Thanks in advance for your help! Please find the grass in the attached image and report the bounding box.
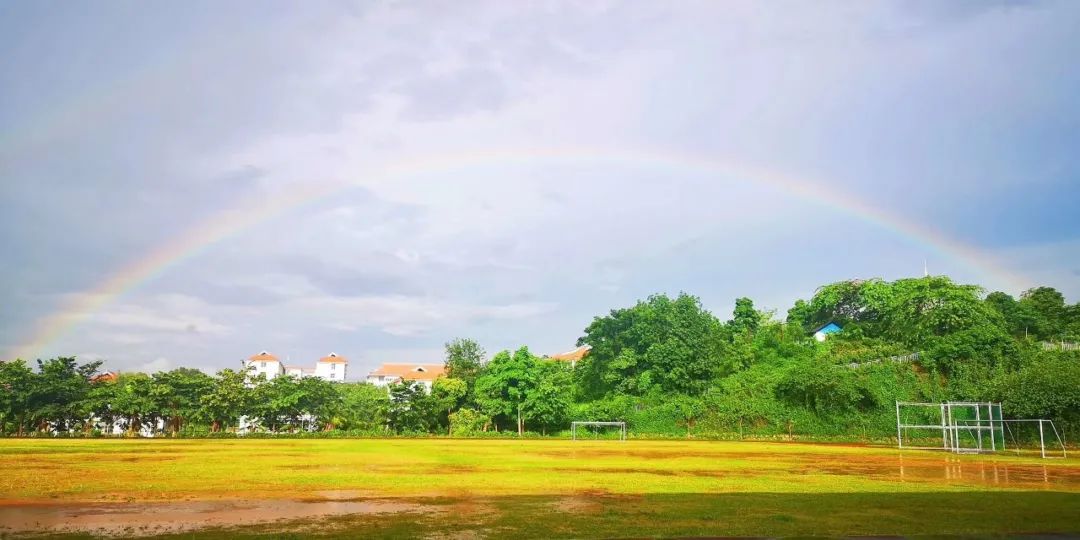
[0,438,1078,538]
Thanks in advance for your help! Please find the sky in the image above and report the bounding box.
[1,0,1078,378]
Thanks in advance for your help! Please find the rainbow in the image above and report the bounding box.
[7,147,1030,361]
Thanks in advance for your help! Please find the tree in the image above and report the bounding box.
[387,380,435,433]
[448,408,488,436]
[1019,287,1068,340]
[775,358,862,414]
[152,368,214,435]
[111,373,159,436]
[32,357,102,433]
[522,361,572,435]
[793,279,888,332]
[444,338,485,384]
[251,375,309,432]
[475,347,538,434]
[431,377,468,433]
[992,355,1080,433]
[297,376,342,431]
[81,376,120,435]
[671,394,703,438]
[575,293,725,399]
[730,297,763,336]
[197,369,249,432]
[337,383,389,432]
[0,360,35,435]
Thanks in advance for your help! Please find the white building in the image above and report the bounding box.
[247,351,348,382]
[284,366,315,378]
[314,352,348,381]
[367,363,444,391]
[246,351,285,380]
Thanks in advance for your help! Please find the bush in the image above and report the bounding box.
[449,408,488,436]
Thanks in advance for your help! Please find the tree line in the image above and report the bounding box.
[1,276,1078,438]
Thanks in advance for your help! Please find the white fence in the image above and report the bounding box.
[847,351,920,369]
[1041,341,1080,352]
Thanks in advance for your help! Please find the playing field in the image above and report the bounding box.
[0,438,1078,538]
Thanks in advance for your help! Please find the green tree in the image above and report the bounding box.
[297,376,342,431]
[152,368,214,435]
[522,361,572,435]
[444,338,485,387]
[1019,287,1068,340]
[337,383,389,432]
[575,293,725,399]
[111,373,159,436]
[730,297,763,336]
[992,354,1080,433]
[31,357,102,433]
[475,347,538,434]
[251,375,309,432]
[448,408,488,436]
[431,377,468,433]
[197,368,249,432]
[387,380,435,433]
[671,394,704,438]
[775,358,862,414]
[0,360,35,435]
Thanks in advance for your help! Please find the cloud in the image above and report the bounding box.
[3,1,1078,370]
[135,357,172,374]
[300,295,557,337]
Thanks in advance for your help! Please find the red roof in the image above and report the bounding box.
[91,372,118,383]
[248,351,279,362]
[368,363,445,382]
[318,352,347,364]
[549,345,590,362]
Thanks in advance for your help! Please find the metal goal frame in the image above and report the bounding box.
[895,401,1066,458]
[571,421,626,441]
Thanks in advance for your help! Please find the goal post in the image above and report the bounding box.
[571,421,626,441]
[896,401,1066,458]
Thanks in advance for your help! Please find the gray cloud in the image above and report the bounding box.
[2,1,1078,371]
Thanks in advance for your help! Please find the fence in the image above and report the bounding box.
[1041,341,1080,352]
[847,351,920,369]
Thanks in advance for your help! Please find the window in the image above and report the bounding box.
[331,363,336,370]
[261,362,266,368]
[329,373,335,379]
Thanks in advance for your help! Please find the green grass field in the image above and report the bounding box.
[1,438,1078,538]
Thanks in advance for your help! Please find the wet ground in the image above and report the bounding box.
[0,440,1077,537]
[0,497,428,536]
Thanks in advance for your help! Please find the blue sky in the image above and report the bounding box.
[1,1,1078,377]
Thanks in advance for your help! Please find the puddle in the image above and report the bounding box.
[0,498,429,535]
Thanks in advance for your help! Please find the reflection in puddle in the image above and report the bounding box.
[809,456,1071,488]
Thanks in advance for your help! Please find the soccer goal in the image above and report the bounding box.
[895,401,1066,458]
[571,421,626,441]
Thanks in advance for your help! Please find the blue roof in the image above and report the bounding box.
[814,322,842,334]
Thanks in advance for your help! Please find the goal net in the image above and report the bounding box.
[896,401,1066,458]
[999,419,1068,459]
[571,421,626,441]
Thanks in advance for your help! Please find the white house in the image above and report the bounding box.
[284,366,315,378]
[314,353,348,382]
[246,351,285,380]
[367,363,445,391]
[248,351,348,382]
